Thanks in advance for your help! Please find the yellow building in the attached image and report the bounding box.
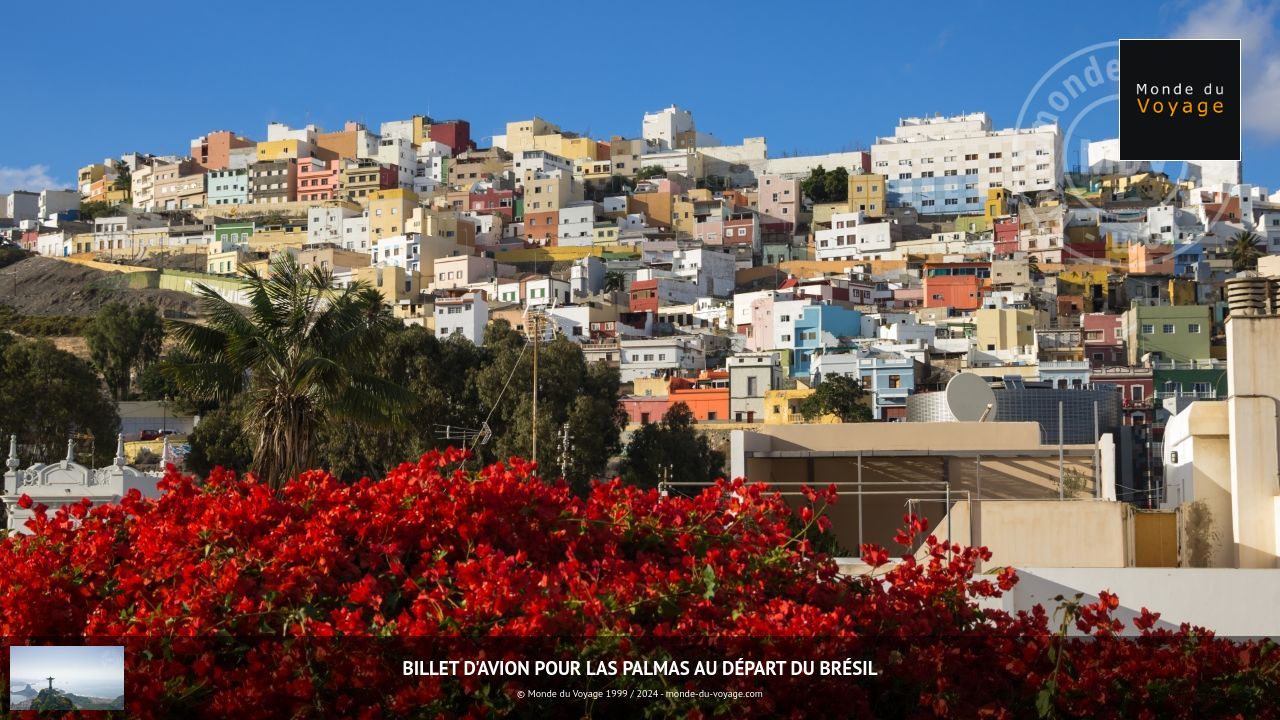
[1099,172,1175,202]
[984,188,1012,220]
[256,139,312,162]
[368,188,419,241]
[1056,267,1110,296]
[354,264,424,306]
[974,308,1042,352]
[593,223,620,245]
[504,118,562,156]
[78,163,109,196]
[763,384,840,425]
[846,173,886,217]
[248,223,308,254]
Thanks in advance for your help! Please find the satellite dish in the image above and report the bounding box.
[945,373,997,422]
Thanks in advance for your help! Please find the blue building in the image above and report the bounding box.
[885,173,983,214]
[810,350,918,420]
[792,304,863,377]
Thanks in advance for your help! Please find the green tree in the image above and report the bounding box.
[1227,230,1265,271]
[801,165,850,204]
[184,399,255,477]
[797,374,873,423]
[77,201,119,223]
[635,165,668,181]
[319,326,485,481]
[85,302,165,400]
[471,320,624,492]
[0,333,119,465]
[620,402,724,490]
[112,159,132,192]
[165,254,408,488]
[603,271,626,294]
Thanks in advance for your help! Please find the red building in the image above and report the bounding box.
[922,262,989,311]
[1082,313,1126,367]
[470,188,516,220]
[993,216,1019,255]
[629,279,659,313]
[429,120,472,156]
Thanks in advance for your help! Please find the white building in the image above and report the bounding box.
[728,351,783,422]
[38,189,79,219]
[434,292,489,344]
[814,215,899,261]
[642,105,697,151]
[3,191,38,222]
[871,113,1061,215]
[308,204,361,246]
[619,335,707,382]
[341,212,371,253]
[1,435,161,535]
[557,202,597,246]
[671,247,736,298]
[374,234,423,272]
[1085,139,1150,176]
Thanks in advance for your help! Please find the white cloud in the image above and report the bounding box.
[1172,0,1280,139]
[0,164,66,194]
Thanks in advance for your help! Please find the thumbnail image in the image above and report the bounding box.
[9,646,125,712]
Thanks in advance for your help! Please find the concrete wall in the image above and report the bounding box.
[1162,401,1234,567]
[932,499,1135,568]
[990,567,1280,636]
[1226,314,1280,567]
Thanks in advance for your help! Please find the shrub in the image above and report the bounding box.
[0,451,1276,718]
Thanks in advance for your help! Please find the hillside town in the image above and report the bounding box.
[3,104,1279,582]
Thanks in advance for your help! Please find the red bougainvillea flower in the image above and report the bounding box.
[0,449,1275,719]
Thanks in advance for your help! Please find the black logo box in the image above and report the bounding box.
[1119,38,1241,161]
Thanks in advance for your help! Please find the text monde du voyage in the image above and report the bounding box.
[1134,82,1229,118]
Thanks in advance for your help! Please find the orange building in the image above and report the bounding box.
[524,210,559,245]
[922,261,990,310]
[1128,242,1176,274]
[191,130,255,170]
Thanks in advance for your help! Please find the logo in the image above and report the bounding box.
[1120,39,1241,161]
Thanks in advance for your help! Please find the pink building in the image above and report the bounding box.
[745,296,776,351]
[757,174,800,232]
[1082,313,1126,367]
[297,159,339,202]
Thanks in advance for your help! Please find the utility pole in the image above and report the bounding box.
[559,422,571,479]
[531,310,539,467]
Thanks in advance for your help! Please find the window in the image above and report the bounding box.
[1132,386,1144,402]
[888,375,901,389]
[944,198,958,205]
[1141,324,1154,334]
[964,154,978,161]
[1188,323,1202,333]
[898,173,911,180]
[1194,382,1211,395]
[988,152,1002,159]
[1114,327,1123,339]
[921,199,935,207]
[920,171,934,178]
[1162,324,1175,334]
[965,167,978,175]
[707,412,717,421]
[944,169,957,176]
[989,167,1002,174]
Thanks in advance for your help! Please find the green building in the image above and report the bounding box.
[213,221,254,248]
[1123,305,1212,365]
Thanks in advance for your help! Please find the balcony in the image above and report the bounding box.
[1153,388,1219,400]
[1151,359,1225,371]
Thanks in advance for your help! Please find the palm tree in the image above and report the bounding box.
[1227,230,1265,272]
[165,254,409,488]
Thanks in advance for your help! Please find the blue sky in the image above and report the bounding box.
[2,0,1278,193]
[9,645,125,697]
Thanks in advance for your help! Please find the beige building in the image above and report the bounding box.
[503,117,562,156]
[448,148,509,191]
[151,159,207,210]
[368,188,418,241]
[847,172,887,217]
[522,169,582,214]
[974,308,1044,353]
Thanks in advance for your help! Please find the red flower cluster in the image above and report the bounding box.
[0,450,1276,718]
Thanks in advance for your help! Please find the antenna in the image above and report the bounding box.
[945,373,998,421]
